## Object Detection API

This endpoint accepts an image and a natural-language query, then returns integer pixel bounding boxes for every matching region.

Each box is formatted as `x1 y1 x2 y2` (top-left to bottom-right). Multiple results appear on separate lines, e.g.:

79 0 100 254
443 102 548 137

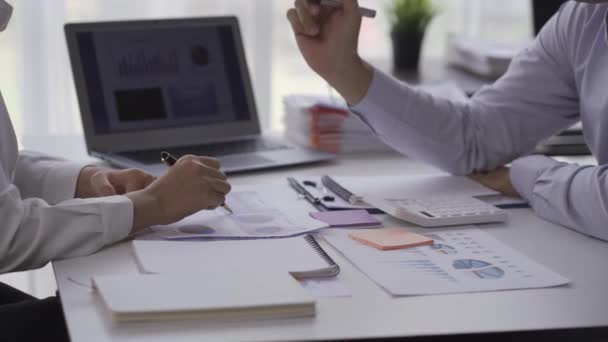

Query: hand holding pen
287 0 375 105
159 152 232 214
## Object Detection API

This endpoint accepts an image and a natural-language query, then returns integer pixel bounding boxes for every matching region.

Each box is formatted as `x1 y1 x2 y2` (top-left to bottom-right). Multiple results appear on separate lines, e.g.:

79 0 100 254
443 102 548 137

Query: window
1 0 532 138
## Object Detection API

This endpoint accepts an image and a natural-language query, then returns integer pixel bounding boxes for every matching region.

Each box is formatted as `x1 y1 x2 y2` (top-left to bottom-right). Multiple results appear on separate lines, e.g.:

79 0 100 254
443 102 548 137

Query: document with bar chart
322 227 569 296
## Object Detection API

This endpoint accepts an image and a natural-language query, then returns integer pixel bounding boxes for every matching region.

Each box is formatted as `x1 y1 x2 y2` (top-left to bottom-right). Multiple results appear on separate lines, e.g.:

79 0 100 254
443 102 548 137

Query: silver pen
319 0 377 19
321 175 363 205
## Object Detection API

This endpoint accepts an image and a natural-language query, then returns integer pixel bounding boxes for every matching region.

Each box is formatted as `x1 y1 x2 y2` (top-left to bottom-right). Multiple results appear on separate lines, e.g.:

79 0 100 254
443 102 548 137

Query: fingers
91 172 118 197
178 155 221 170
209 179 232 195
342 0 360 14
287 8 306 35
308 0 321 15
200 168 228 182
205 195 226 210
125 170 156 193
109 169 156 194
196 156 221 170
166 155 231 210
199 186 229 210
295 0 320 35
178 155 227 180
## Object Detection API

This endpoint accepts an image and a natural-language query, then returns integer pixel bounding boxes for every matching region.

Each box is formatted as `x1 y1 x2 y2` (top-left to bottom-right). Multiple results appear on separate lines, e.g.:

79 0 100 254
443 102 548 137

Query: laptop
65 17 335 175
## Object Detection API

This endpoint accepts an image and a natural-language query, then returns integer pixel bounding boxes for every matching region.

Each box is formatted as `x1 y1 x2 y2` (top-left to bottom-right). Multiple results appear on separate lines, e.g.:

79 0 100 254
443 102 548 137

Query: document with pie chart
145 186 328 240
322 227 569 296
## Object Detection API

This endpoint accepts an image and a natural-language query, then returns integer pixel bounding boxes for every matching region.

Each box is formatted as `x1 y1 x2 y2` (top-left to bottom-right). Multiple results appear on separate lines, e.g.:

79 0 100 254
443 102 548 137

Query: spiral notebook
133 235 340 280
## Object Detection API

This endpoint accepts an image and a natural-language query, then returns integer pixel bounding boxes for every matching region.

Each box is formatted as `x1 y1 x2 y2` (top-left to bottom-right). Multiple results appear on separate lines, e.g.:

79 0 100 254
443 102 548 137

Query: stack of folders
283 95 391 154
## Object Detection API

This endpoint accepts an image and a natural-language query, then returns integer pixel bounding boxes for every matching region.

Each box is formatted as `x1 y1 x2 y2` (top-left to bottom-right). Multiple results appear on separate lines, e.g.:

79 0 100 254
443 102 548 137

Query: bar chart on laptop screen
117 47 180 79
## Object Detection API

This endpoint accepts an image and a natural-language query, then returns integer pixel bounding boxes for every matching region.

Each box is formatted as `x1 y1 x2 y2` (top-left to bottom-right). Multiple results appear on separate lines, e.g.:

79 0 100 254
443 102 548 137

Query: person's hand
76 166 156 199
126 155 232 232
469 167 521 198
287 0 373 105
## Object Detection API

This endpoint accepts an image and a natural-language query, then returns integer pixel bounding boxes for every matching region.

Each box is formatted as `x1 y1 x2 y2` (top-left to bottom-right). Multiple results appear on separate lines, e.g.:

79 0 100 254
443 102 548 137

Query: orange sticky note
349 228 434 251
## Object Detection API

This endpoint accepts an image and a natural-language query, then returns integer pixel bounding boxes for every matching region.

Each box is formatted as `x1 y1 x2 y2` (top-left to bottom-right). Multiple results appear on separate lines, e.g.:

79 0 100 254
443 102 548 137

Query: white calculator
369 196 509 228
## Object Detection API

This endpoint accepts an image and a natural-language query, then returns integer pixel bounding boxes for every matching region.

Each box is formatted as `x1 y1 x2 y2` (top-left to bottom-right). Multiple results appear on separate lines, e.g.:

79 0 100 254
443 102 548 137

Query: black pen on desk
161 151 234 214
288 177 324 208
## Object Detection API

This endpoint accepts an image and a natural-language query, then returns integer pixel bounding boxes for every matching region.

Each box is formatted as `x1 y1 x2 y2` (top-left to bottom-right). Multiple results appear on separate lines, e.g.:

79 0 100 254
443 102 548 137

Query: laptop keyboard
118 138 291 165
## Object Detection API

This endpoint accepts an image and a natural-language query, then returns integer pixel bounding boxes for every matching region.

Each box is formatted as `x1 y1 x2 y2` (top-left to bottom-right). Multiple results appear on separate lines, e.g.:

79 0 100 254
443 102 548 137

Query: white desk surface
52 151 608 342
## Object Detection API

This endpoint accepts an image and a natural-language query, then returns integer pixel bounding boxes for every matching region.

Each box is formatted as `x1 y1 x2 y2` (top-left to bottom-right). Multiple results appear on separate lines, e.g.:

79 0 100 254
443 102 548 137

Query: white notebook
93 272 316 322
133 235 339 280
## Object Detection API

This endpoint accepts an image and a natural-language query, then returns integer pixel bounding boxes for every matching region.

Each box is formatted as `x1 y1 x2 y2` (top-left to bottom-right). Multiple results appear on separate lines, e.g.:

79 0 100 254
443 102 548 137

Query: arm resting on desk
0 165 133 273
14 151 87 204
349 4 608 239
511 156 608 242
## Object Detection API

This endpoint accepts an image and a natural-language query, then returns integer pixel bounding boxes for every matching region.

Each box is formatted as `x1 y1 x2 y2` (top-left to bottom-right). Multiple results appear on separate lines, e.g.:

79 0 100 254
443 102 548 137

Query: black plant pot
391 29 425 71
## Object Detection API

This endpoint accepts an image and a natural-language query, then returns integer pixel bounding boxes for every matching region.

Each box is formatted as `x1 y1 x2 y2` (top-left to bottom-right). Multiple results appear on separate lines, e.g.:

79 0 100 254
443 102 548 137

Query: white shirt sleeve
511 156 608 242
14 150 88 204
351 3 580 176
0 161 134 273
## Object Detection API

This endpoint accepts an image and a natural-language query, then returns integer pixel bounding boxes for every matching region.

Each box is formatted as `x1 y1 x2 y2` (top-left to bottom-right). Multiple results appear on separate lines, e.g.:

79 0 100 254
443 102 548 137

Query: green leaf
388 0 438 33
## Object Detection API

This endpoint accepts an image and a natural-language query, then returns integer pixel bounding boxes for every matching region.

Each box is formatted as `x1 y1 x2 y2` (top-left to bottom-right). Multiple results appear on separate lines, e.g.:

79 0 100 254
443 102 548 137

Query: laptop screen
73 22 252 135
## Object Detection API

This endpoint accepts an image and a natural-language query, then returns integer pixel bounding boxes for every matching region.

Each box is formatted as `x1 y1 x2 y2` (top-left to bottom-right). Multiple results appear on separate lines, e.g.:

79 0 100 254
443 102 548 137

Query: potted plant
389 0 437 71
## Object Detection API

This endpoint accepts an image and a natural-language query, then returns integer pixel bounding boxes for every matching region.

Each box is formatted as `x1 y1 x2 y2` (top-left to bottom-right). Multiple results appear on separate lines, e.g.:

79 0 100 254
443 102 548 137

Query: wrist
126 187 166 233
325 56 373 106
75 166 101 198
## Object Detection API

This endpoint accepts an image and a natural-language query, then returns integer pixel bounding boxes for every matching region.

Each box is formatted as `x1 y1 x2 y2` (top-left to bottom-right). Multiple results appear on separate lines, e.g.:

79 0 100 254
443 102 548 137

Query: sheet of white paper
133 237 330 275
322 227 569 296
140 185 327 240
299 278 352 298
333 175 499 201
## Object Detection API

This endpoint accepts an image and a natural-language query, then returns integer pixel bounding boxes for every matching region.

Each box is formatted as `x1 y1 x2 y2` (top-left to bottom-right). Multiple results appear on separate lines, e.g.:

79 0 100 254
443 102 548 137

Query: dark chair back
532 0 569 35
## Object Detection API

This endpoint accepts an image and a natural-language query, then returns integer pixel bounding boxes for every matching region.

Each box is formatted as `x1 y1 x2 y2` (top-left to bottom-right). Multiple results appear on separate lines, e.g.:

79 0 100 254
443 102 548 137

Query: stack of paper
283 95 391 154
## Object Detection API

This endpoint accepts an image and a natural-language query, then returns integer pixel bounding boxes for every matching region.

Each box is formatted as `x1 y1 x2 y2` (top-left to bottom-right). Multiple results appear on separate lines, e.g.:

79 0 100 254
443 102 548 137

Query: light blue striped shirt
353 2 608 240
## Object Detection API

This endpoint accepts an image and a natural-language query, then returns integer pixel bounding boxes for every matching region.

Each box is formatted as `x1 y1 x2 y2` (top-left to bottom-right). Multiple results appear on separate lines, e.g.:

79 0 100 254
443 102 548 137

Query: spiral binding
304 235 337 267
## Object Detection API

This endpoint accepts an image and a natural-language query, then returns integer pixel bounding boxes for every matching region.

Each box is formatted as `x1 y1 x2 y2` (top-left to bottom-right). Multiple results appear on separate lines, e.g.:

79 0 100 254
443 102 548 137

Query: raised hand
287 0 373 105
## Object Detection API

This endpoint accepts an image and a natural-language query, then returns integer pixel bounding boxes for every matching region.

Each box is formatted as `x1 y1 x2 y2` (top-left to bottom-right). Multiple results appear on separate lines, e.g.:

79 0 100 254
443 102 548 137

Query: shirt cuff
41 162 88 205
510 155 560 203
350 68 415 137
99 195 134 244
351 67 404 116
